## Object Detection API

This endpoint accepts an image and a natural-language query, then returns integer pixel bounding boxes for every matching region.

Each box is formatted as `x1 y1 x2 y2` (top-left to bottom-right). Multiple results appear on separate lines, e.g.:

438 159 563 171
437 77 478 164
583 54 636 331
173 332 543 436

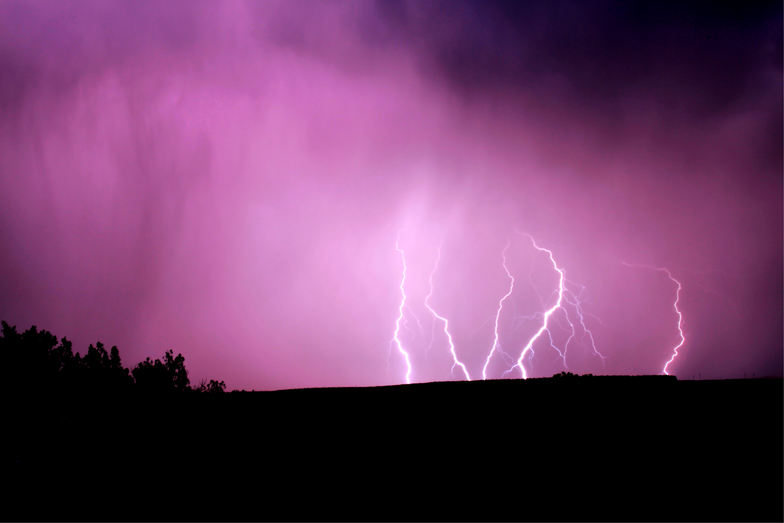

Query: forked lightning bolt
390 232 609 384
511 233 568 379
425 244 471 381
563 283 606 364
480 234 605 380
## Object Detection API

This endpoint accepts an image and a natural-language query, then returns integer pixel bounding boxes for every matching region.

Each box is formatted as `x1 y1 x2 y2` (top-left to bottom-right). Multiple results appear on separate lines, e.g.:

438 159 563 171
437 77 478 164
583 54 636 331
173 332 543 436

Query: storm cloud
0 0 780 389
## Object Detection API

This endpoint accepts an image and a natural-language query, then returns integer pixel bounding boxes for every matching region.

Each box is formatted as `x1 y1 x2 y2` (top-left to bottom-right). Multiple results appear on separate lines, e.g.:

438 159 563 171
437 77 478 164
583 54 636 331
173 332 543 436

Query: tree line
0 321 226 393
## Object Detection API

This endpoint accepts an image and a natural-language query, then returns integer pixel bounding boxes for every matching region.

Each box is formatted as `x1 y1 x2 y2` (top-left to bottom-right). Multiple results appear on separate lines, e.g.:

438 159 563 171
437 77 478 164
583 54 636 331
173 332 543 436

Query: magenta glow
0 0 780 389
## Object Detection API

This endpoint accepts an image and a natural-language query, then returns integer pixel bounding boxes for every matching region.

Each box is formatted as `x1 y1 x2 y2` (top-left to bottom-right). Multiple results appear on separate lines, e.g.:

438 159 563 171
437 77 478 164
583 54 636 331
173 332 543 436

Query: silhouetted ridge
2 320 781 522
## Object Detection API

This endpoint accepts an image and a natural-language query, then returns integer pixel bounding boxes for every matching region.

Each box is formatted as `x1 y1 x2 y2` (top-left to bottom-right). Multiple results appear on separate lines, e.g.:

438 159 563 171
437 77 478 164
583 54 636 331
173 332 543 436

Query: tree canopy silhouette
132 350 190 392
196 378 227 393
0 320 225 393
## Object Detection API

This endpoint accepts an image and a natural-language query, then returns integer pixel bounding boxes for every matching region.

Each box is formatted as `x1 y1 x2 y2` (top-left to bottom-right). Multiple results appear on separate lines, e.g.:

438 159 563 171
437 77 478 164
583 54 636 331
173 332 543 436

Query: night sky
0 0 780 390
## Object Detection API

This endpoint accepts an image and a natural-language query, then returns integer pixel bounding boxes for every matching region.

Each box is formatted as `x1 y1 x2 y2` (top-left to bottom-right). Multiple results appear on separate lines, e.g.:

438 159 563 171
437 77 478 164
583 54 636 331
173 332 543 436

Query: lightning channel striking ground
482 240 515 380
661 268 685 375
622 262 685 375
425 243 471 381
511 233 567 379
563 285 606 364
393 237 413 384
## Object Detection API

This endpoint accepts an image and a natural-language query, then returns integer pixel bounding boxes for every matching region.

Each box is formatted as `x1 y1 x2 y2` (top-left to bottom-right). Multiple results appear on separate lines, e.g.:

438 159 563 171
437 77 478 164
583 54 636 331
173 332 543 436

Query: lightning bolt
424 243 471 381
508 233 567 379
661 269 685 376
504 233 574 379
390 230 605 383
471 233 606 380
563 284 606 364
404 305 425 337
482 240 515 380
622 262 685 376
393 236 413 384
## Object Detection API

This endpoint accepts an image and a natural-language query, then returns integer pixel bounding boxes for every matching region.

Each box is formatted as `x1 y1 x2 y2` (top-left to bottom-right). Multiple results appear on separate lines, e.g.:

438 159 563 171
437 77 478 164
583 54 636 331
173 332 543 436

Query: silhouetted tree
163 350 190 391
1 322 69 392
196 379 226 393
1 321 224 394
132 350 190 393
67 342 133 392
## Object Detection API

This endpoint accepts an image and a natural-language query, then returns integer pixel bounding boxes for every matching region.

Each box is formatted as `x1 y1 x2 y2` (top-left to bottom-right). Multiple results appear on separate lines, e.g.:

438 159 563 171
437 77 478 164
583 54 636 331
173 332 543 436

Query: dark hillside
4 375 782 521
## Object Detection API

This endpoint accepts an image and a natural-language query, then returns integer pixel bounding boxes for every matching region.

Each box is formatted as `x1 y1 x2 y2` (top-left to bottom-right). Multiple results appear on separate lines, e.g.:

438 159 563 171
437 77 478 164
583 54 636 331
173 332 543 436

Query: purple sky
0 0 781 390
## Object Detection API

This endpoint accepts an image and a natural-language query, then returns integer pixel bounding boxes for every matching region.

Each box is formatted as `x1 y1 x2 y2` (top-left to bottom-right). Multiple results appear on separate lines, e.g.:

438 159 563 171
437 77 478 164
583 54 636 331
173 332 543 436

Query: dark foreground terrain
4 375 783 521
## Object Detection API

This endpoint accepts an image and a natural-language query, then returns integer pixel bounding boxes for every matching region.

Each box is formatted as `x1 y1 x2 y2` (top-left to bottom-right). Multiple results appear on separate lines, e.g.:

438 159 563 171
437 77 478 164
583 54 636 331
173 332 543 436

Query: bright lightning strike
662 269 685 376
425 243 471 381
511 233 567 379
390 231 605 384
393 236 413 384
482 240 515 380
622 262 685 376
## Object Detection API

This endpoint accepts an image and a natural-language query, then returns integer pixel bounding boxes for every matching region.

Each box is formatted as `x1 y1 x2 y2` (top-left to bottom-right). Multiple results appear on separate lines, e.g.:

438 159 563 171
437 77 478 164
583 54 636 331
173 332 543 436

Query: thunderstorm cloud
0 0 780 389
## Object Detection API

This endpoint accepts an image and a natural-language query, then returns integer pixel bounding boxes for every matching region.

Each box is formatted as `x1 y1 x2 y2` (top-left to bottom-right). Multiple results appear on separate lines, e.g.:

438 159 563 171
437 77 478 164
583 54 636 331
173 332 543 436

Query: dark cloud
403 1 781 112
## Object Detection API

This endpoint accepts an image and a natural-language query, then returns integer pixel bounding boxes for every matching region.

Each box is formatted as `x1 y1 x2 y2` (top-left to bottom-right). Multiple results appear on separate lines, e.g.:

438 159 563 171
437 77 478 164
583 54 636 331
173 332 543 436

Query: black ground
5 375 783 521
